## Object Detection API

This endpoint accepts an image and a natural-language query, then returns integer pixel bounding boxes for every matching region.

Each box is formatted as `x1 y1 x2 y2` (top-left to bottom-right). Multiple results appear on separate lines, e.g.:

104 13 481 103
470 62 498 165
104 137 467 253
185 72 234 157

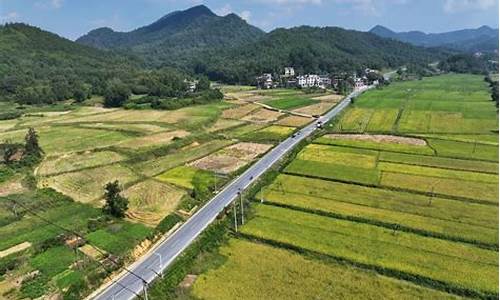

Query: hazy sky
1 0 498 40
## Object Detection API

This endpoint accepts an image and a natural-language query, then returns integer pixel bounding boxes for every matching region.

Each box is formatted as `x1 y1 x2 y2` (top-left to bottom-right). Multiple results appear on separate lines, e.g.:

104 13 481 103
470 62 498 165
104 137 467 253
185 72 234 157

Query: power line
5 197 146 300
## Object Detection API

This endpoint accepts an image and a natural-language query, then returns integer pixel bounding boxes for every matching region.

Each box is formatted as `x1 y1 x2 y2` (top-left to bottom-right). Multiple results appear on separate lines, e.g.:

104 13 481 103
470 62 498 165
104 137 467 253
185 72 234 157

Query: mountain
0 23 140 103
195 26 447 84
369 25 499 52
77 5 265 67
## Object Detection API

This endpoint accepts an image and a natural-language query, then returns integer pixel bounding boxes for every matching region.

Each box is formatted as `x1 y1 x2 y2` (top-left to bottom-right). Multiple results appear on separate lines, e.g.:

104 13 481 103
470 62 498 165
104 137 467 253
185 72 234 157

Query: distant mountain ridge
76 5 265 66
370 25 499 52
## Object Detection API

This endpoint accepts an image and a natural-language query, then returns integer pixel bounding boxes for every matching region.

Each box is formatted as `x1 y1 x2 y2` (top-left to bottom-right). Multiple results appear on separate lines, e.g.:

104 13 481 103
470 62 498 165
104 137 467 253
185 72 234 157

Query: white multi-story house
257 73 274 89
297 74 323 88
284 67 295 77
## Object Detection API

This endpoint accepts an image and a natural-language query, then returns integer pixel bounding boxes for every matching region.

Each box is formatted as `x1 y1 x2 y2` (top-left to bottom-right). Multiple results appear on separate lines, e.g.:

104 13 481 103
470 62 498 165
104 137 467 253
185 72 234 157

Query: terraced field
1 85 329 298
181 74 499 300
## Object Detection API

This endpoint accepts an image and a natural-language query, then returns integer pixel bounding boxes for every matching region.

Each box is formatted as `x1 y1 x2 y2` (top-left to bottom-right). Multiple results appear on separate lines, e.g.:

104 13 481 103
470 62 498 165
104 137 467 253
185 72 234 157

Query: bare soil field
293 102 336 116
189 142 272 174
117 130 190 149
222 103 260 119
325 134 428 146
242 108 284 123
276 115 312 127
0 178 27 197
312 94 343 102
0 242 31 258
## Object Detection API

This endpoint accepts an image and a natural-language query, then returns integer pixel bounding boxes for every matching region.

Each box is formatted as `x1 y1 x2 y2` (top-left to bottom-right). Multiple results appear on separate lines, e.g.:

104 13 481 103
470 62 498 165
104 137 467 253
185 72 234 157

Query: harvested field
312 94 343 102
206 119 245 133
0 120 18 132
123 180 185 226
221 103 259 119
117 130 190 149
189 142 272 174
80 123 169 134
0 178 27 197
39 164 139 203
37 151 125 176
135 140 233 177
325 134 427 146
78 244 106 260
242 108 284 123
275 115 312 127
293 102 336 116
0 241 31 258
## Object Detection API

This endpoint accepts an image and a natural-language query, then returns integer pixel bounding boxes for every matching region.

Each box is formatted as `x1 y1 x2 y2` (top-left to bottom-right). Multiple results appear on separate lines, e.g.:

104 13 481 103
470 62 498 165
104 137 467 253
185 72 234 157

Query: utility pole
260 186 264 203
240 191 244 225
143 280 149 300
154 253 163 278
233 204 238 232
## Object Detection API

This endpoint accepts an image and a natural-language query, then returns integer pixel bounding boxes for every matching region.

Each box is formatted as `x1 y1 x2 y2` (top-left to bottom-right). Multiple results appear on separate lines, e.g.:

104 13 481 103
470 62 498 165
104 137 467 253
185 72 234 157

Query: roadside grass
380 172 498 203
191 239 460 300
241 205 499 295
156 165 214 190
37 150 126 176
263 96 319 110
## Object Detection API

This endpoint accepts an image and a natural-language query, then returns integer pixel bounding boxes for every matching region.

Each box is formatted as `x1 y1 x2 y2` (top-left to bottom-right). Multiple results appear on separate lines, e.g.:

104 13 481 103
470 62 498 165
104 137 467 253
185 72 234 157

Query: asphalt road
91 86 371 300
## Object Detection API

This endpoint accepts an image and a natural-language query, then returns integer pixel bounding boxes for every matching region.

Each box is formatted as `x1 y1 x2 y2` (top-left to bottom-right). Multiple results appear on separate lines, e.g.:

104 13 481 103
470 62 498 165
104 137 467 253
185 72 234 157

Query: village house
256 73 274 89
297 74 323 88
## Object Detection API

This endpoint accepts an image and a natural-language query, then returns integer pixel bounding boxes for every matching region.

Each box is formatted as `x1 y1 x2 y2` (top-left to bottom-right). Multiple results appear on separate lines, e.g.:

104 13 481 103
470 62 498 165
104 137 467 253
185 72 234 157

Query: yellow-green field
181 74 499 300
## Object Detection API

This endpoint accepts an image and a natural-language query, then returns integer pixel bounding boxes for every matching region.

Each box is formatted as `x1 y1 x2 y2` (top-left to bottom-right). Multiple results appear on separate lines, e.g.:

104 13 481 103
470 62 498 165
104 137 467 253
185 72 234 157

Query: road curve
91 86 371 300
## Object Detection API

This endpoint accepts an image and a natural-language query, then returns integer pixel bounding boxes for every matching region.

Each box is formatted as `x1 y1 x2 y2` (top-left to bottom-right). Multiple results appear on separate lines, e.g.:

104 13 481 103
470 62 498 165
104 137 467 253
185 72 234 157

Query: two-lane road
91 86 371 300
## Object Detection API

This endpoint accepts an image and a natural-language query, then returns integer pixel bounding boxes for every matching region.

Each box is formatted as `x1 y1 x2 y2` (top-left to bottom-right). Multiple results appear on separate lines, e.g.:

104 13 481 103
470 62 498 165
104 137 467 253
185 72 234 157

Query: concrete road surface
90 86 371 300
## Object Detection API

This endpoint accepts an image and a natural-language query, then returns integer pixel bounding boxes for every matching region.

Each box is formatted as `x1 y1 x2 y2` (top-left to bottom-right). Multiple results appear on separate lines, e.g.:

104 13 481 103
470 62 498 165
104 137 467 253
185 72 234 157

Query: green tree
24 128 43 158
102 180 129 218
195 76 210 92
2 141 18 164
103 79 131 108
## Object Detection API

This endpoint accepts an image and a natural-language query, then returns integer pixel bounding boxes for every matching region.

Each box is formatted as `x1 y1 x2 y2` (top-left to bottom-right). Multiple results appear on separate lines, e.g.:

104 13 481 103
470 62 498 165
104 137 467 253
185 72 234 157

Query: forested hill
76 5 265 67
370 25 499 53
0 23 141 103
193 26 447 84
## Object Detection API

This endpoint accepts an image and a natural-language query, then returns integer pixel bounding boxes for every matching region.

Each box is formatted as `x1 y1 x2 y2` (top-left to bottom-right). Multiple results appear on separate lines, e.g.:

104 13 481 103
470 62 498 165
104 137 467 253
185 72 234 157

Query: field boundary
282 171 498 206
259 201 498 250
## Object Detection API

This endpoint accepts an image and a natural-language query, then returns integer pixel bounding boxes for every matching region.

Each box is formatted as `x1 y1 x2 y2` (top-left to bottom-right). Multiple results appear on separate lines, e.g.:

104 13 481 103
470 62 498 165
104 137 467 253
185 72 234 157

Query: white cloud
443 0 496 13
240 10 252 22
35 0 64 9
214 4 232 16
214 4 252 22
0 11 19 22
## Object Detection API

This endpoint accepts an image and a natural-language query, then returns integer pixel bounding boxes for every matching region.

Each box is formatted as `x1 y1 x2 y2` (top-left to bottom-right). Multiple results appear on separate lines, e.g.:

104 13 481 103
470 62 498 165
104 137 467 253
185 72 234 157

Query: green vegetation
156 165 214 190
264 96 319 110
262 174 498 246
241 205 498 296
332 74 498 135
102 180 129 218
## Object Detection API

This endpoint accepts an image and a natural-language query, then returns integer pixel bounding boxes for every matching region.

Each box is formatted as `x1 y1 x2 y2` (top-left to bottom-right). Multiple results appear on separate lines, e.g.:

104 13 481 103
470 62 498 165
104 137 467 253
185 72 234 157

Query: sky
0 0 498 40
